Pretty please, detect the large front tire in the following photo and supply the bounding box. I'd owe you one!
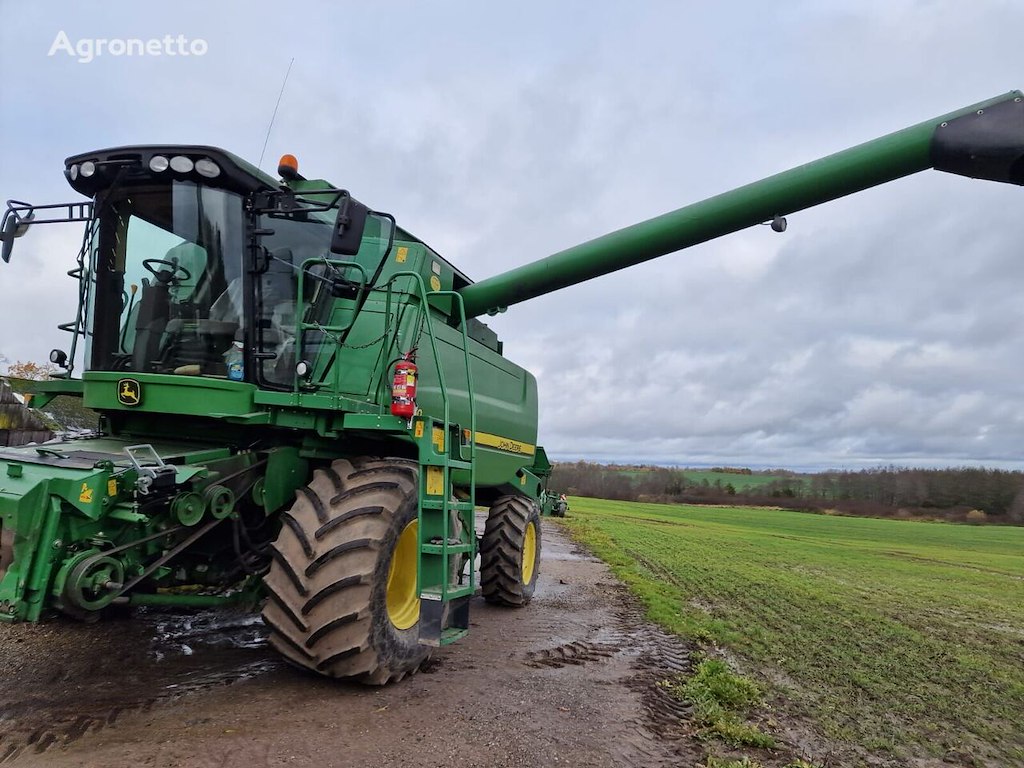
[480,495,541,607]
[261,458,430,684]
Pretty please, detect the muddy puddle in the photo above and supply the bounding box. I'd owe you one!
[0,605,281,762]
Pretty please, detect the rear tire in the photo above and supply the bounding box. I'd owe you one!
[480,495,541,607]
[261,458,430,684]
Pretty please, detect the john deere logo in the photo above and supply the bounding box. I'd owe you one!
[117,378,142,406]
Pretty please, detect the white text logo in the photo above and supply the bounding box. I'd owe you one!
[48,31,208,64]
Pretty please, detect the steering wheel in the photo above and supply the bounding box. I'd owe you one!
[142,258,192,284]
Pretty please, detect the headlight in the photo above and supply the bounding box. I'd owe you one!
[67,164,79,180]
[195,158,221,178]
[80,161,96,178]
[149,155,169,172]
[170,156,194,173]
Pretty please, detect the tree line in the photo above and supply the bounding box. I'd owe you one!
[549,462,1024,524]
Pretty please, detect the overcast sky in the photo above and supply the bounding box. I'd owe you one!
[1,1,1022,470]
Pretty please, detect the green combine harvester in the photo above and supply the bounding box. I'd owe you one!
[0,92,1021,683]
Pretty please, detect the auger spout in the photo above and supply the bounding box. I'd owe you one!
[458,91,1024,318]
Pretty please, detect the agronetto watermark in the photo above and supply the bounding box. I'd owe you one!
[48,31,208,64]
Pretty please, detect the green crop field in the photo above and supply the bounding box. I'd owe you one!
[561,498,1024,766]
[607,467,804,492]
[679,470,804,492]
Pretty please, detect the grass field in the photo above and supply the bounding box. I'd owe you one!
[680,470,803,492]
[612,467,804,492]
[561,498,1024,766]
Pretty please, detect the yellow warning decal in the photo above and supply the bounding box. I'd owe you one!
[107,479,118,496]
[413,420,424,438]
[396,246,409,263]
[473,431,536,457]
[432,426,445,453]
[429,275,441,291]
[78,482,94,504]
[426,466,445,496]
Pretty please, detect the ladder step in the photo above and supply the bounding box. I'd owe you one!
[417,594,471,647]
[419,457,473,469]
[420,584,475,601]
[440,628,469,646]
[421,542,474,555]
[421,499,475,511]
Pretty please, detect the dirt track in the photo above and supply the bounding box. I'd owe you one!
[0,520,708,767]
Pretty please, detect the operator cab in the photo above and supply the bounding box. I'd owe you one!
[56,145,388,389]
[2,144,492,394]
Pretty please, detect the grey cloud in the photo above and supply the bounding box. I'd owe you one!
[1,1,1022,469]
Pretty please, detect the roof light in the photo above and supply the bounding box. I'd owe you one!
[149,155,169,172]
[278,154,299,180]
[68,164,79,181]
[194,158,221,178]
[80,161,96,178]
[170,155,194,173]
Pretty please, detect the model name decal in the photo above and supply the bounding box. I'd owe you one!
[473,431,536,456]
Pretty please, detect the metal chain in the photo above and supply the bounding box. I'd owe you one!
[341,328,390,350]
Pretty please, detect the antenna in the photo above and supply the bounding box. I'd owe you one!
[258,57,295,170]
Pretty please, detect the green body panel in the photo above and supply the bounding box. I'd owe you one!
[20,377,84,409]
[63,301,537,493]
[84,371,259,415]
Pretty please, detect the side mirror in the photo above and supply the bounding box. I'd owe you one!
[329,194,369,256]
[0,202,35,263]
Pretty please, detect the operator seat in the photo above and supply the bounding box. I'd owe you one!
[132,242,206,371]
[136,242,234,373]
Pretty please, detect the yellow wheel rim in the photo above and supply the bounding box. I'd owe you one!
[386,520,420,630]
[521,520,537,584]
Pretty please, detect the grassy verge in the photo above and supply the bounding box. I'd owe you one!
[559,498,1024,765]
[664,657,776,749]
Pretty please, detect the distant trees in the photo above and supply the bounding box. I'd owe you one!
[809,466,1021,517]
[1008,489,1024,524]
[549,462,1024,524]
[5,360,58,380]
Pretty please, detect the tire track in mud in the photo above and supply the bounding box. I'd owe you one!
[0,660,277,764]
[535,534,832,768]
[517,534,700,767]
[0,609,281,763]
[524,639,619,668]
[593,592,699,766]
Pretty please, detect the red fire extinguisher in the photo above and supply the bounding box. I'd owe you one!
[391,353,418,419]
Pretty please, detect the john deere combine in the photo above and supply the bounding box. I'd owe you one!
[0,92,1021,683]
